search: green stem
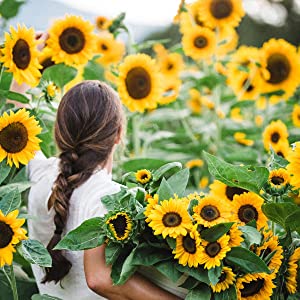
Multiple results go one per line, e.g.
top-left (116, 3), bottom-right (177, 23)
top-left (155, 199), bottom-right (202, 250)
top-left (132, 114), bottom-right (141, 156)
top-left (213, 85), bottom-right (222, 155)
top-left (3, 265), bottom-right (18, 300)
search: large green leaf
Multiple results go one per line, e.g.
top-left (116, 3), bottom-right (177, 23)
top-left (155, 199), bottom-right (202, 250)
top-left (214, 285), bottom-right (237, 300)
top-left (285, 210), bottom-right (300, 234)
top-left (42, 64), bottom-right (77, 89)
top-left (154, 260), bottom-right (182, 283)
top-left (20, 239), bottom-right (52, 267)
top-left (105, 242), bottom-right (122, 265)
top-left (152, 162), bottom-right (182, 181)
top-left (0, 182), bottom-right (31, 197)
top-left (0, 72), bottom-right (13, 90)
top-left (208, 266), bottom-right (222, 286)
top-left (157, 178), bottom-right (174, 201)
top-left (200, 222), bottom-right (233, 242)
top-left (203, 152), bottom-right (269, 194)
top-left (167, 168), bottom-right (189, 197)
top-left (0, 160), bottom-right (12, 184)
top-left (101, 188), bottom-right (128, 211)
top-left (186, 283), bottom-right (211, 300)
top-left (225, 247), bottom-right (270, 274)
top-left (0, 90), bottom-right (29, 103)
top-left (0, 188), bottom-right (21, 215)
top-left (83, 60), bottom-right (105, 80)
top-left (239, 225), bottom-right (262, 247)
top-left (262, 203), bottom-right (299, 229)
top-left (55, 217), bottom-right (105, 251)
top-left (176, 264), bottom-right (210, 285)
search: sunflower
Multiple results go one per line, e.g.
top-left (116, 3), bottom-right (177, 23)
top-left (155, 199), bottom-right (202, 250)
top-left (210, 266), bottom-right (236, 293)
top-left (187, 89), bottom-right (204, 114)
top-left (179, 1), bottom-right (204, 33)
top-left (105, 211), bottom-right (133, 242)
top-left (193, 195), bottom-right (231, 227)
top-left (38, 47), bottom-right (55, 73)
top-left (216, 26), bottom-right (238, 57)
top-left (236, 273), bottom-right (276, 300)
top-left (182, 26), bottom-right (216, 60)
top-left (147, 197), bottom-right (192, 238)
top-left (230, 108), bottom-right (243, 123)
top-left (266, 168), bottom-right (290, 195)
top-left (292, 104), bottom-right (300, 127)
top-left (227, 223), bottom-right (243, 247)
top-left (173, 226), bottom-right (203, 268)
top-left (255, 115), bottom-right (263, 127)
top-left (231, 192), bottom-right (268, 230)
top-left (95, 16), bottom-right (112, 31)
top-left (209, 180), bottom-right (248, 204)
top-left (185, 159), bottom-right (204, 169)
top-left (96, 32), bottom-right (125, 66)
top-left (262, 120), bottom-right (289, 152)
top-left (1, 24), bottom-right (41, 87)
top-left (136, 169), bottom-right (152, 184)
top-left (0, 109), bottom-right (42, 168)
top-left (261, 39), bottom-right (300, 100)
top-left (158, 78), bottom-right (181, 106)
top-left (285, 247), bottom-right (300, 294)
top-left (287, 142), bottom-right (300, 190)
top-left (0, 209), bottom-right (27, 267)
top-left (234, 132), bottom-right (254, 146)
top-left (197, 0), bottom-right (245, 28)
top-left (199, 176), bottom-right (209, 189)
top-left (144, 194), bottom-right (159, 222)
top-left (118, 54), bottom-right (162, 113)
top-left (273, 140), bottom-right (290, 159)
top-left (256, 235), bottom-right (283, 274)
top-left (47, 15), bottom-right (96, 66)
top-left (199, 234), bottom-right (230, 269)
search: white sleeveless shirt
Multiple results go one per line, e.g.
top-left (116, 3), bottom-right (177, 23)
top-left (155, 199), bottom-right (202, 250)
top-left (27, 151), bottom-right (120, 300)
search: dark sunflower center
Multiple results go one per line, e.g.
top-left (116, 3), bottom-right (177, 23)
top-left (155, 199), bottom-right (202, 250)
top-left (267, 53), bottom-right (290, 84)
top-left (277, 151), bottom-right (284, 157)
top-left (271, 176), bottom-right (284, 185)
top-left (141, 173), bottom-right (149, 180)
top-left (182, 235), bottom-right (197, 254)
top-left (125, 67), bottom-right (151, 100)
top-left (162, 212), bottom-right (182, 227)
top-left (238, 204), bottom-right (258, 223)
top-left (12, 39), bottom-right (31, 70)
top-left (225, 186), bottom-right (248, 201)
top-left (242, 79), bottom-right (254, 92)
top-left (0, 221), bottom-right (14, 249)
top-left (200, 205), bottom-right (220, 221)
top-left (241, 278), bottom-right (265, 297)
top-left (210, 0), bottom-right (233, 19)
top-left (59, 27), bottom-right (85, 54)
top-left (101, 43), bottom-right (108, 51)
top-left (41, 57), bottom-right (55, 73)
top-left (109, 214), bottom-right (128, 238)
top-left (205, 241), bottom-right (221, 257)
top-left (167, 63), bottom-right (174, 70)
top-left (194, 36), bottom-right (208, 49)
top-left (0, 122), bottom-right (28, 153)
top-left (218, 271), bottom-right (227, 283)
top-left (262, 247), bottom-right (272, 259)
top-left (271, 132), bottom-right (280, 143)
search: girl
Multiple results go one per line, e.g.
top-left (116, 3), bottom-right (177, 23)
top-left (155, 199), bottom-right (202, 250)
top-left (26, 80), bottom-right (181, 299)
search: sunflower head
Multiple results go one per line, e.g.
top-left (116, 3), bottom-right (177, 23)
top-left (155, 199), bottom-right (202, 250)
top-left (0, 109), bottom-right (42, 168)
top-left (266, 168), bottom-right (290, 195)
top-left (1, 24), bottom-right (42, 87)
top-left (185, 159), bottom-right (204, 169)
top-left (105, 211), bottom-right (134, 243)
top-left (210, 266), bottom-right (236, 293)
top-left (158, 78), bottom-right (181, 106)
top-left (96, 16), bottom-right (112, 30)
top-left (234, 132), bottom-right (254, 146)
top-left (0, 209), bottom-right (27, 267)
top-left (136, 169), bottom-right (152, 184)
top-left (285, 247), bottom-right (300, 294)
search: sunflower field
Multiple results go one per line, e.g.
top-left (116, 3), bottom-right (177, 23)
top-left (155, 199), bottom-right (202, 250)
top-left (0, 0), bottom-right (300, 299)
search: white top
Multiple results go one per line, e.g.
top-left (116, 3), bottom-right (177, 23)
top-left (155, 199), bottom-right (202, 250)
top-left (27, 151), bottom-right (120, 300)
top-left (27, 152), bottom-right (188, 300)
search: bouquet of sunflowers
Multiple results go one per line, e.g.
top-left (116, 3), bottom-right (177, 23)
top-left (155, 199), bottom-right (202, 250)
top-left (57, 151), bottom-right (300, 300)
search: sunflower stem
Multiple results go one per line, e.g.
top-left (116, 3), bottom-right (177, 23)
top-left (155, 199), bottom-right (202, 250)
top-left (3, 265), bottom-right (18, 300)
top-left (132, 114), bottom-right (141, 156)
top-left (213, 85), bottom-right (222, 155)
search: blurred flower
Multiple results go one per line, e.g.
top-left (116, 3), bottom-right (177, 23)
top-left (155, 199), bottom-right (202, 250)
top-left (230, 108), bottom-right (243, 122)
top-left (234, 132), bottom-right (254, 146)
top-left (135, 169), bottom-right (152, 184)
top-left (216, 108), bottom-right (225, 119)
top-left (185, 159), bottom-right (204, 169)
top-left (118, 54), bottom-right (161, 112)
top-left (216, 26), bottom-right (238, 58)
top-left (292, 104), bottom-right (300, 127)
top-left (158, 78), bottom-right (181, 105)
top-left (199, 176), bottom-right (209, 189)
top-left (95, 16), bottom-right (112, 31)
top-left (38, 47), bottom-right (55, 74)
top-left (179, 1), bottom-right (203, 32)
top-left (187, 89), bottom-right (203, 114)
top-left (287, 142), bottom-right (300, 190)
top-left (0, 109), bottom-right (42, 168)
top-left (0, 209), bottom-right (27, 267)
top-left (47, 15), bottom-right (96, 66)
top-left (255, 115), bottom-right (264, 127)
top-left (1, 24), bottom-right (41, 87)
top-left (272, 140), bottom-right (290, 159)
top-left (285, 247), bottom-right (300, 294)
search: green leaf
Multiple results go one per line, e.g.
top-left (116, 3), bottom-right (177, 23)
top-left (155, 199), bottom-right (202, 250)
top-left (42, 63), bottom-right (77, 89)
top-left (179, 276), bottom-right (199, 289)
top-left (0, 0), bottom-right (25, 19)
top-left (0, 181), bottom-right (31, 197)
top-left (154, 260), bottom-right (183, 283)
top-left (239, 225), bottom-right (262, 247)
top-left (203, 151), bottom-right (269, 194)
top-left (225, 247), bottom-right (270, 274)
top-left (20, 239), bottom-right (52, 267)
top-left (167, 168), bottom-right (189, 197)
top-left (83, 60), bottom-right (105, 80)
top-left (262, 203), bottom-right (299, 229)
top-left (105, 242), bottom-right (122, 265)
top-left (261, 89), bottom-right (285, 98)
top-left (188, 198), bottom-right (199, 216)
top-left (0, 90), bottom-right (29, 103)
top-left (0, 188), bottom-right (21, 215)
top-left (201, 223), bottom-right (233, 242)
top-left (152, 162), bottom-right (182, 181)
top-left (0, 160), bottom-right (12, 184)
top-left (208, 266), bottom-right (222, 286)
top-left (214, 285), bottom-right (237, 300)
top-left (176, 264), bottom-right (210, 285)
top-left (166, 237), bottom-right (176, 249)
top-left (55, 217), bottom-right (105, 251)
top-left (0, 72), bottom-right (13, 90)
top-left (157, 178), bottom-right (174, 201)
top-left (31, 294), bottom-right (62, 300)
top-left (186, 283), bottom-right (211, 300)
top-left (285, 210), bottom-right (300, 234)
top-left (101, 188), bottom-right (128, 211)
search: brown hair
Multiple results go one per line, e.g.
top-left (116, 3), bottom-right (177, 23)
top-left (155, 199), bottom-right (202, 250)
top-left (43, 80), bottom-right (124, 283)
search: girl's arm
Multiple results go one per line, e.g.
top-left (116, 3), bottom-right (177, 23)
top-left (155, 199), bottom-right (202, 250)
top-left (84, 246), bottom-right (182, 300)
